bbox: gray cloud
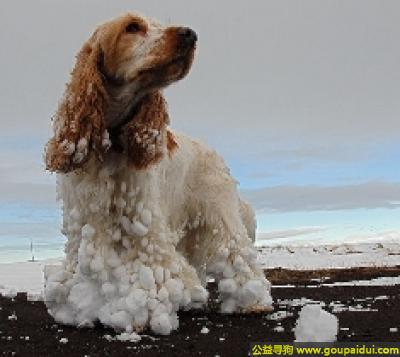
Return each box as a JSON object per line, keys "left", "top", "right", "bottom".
{"left": 1, "top": 0, "right": 399, "bottom": 212}
{"left": 241, "top": 181, "right": 400, "bottom": 212}
{"left": 4, "top": 176, "right": 400, "bottom": 215}
{"left": 0, "top": 182, "right": 56, "bottom": 206}
{"left": 257, "top": 146, "right": 371, "bottom": 163}
{"left": 343, "top": 230, "right": 400, "bottom": 243}
{"left": 0, "top": 141, "right": 56, "bottom": 205}
{"left": 0, "top": 0, "right": 399, "bottom": 152}
{"left": 257, "top": 226, "right": 326, "bottom": 241}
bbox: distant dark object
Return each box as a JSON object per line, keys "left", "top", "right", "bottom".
{"left": 28, "top": 238, "right": 35, "bottom": 262}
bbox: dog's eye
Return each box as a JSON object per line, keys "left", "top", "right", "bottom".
{"left": 126, "top": 22, "right": 141, "bottom": 33}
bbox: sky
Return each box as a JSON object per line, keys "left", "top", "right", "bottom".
{"left": 0, "top": 0, "right": 399, "bottom": 259}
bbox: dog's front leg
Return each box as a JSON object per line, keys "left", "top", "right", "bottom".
{"left": 186, "top": 152, "right": 274, "bottom": 314}
{"left": 205, "top": 218, "right": 273, "bottom": 314}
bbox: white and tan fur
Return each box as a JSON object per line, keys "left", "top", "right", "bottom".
{"left": 44, "top": 12, "right": 272, "bottom": 335}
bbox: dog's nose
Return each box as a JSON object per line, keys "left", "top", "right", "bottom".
{"left": 177, "top": 27, "right": 197, "bottom": 47}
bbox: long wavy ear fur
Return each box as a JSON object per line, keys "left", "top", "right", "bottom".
{"left": 121, "top": 92, "right": 173, "bottom": 170}
{"left": 45, "top": 33, "right": 110, "bottom": 173}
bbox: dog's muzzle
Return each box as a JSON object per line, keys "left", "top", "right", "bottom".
{"left": 177, "top": 27, "right": 197, "bottom": 50}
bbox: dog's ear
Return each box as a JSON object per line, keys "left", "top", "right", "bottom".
{"left": 122, "top": 92, "right": 172, "bottom": 169}
{"left": 45, "top": 32, "right": 110, "bottom": 173}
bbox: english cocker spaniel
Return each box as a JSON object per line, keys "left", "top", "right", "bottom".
{"left": 44, "top": 12, "right": 272, "bottom": 335}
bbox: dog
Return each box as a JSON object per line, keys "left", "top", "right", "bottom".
{"left": 44, "top": 12, "right": 272, "bottom": 335}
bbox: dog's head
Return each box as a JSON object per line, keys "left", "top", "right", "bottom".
{"left": 99, "top": 13, "right": 196, "bottom": 93}
{"left": 45, "top": 12, "right": 196, "bottom": 172}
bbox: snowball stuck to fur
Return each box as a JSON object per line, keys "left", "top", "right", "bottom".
{"left": 139, "top": 265, "right": 156, "bottom": 290}
{"left": 126, "top": 288, "right": 147, "bottom": 313}
{"left": 218, "top": 278, "right": 237, "bottom": 295}
{"left": 76, "top": 137, "right": 88, "bottom": 151}
{"left": 222, "top": 264, "right": 235, "bottom": 279}
{"left": 146, "top": 244, "right": 154, "bottom": 255}
{"left": 136, "top": 201, "right": 144, "bottom": 214}
{"left": 221, "top": 298, "right": 237, "bottom": 314}
{"left": 45, "top": 282, "right": 67, "bottom": 304}
{"left": 111, "top": 229, "right": 121, "bottom": 242}
{"left": 150, "top": 312, "right": 172, "bottom": 335}
{"left": 238, "top": 279, "right": 265, "bottom": 308}
{"left": 73, "top": 152, "right": 85, "bottom": 164}
{"left": 190, "top": 285, "right": 209, "bottom": 304}
{"left": 67, "top": 280, "right": 104, "bottom": 324}
{"left": 106, "top": 249, "right": 121, "bottom": 268}
{"left": 133, "top": 307, "right": 149, "bottom": 327}
{"left": 165, "top": 278, "right": 184, "bottom": 304}
{"left": 110, "top": 310, "right": 131, "bottom": 330}
{"left": 120, "top": 216, "right": 131, "bottom": 234}
{"left": 217, "top": 247, "right": 229, "bottom": 259}
{"left": 157, "top": 286, "right": 169, "bottom": 301}
{"left": 69, "top": 207, "right": 80, "bottom": 220}
{"left": 131, "top": 220, "right": 149, "bottom": 237}
{"left": 61, "top": 140, "right": 76, "bottom": 155}
{"left": 90, "top": 254, "right": 104, "bottom": 272}
{"left": 169, "top": 262, "right": 181, "bottom": 275}
{"left": 101, "top": 282, "right": 116, "bottom": 298}
{"left": 140, "top": 209, "right": 152, "bottom": 226}
{"left": 294, "top": 304, "right": 338, "bottom": 342}
{"left": 148, "top": 298, "right": 158, "bottom": 310}
{"left": 154, "top": 266, "right": 164, "bottom": 284}
{"left": 233, "top": 255, "right": 244, "bottom": 271}
{"left": 81, "top": 224, "right": 96, "bottom": 240}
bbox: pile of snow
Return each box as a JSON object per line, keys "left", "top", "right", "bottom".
{"left": 104, "top": 332, "right": 142, "bottom": 343}
{"left": 200, "top": 327, "right": 210, "bottom": 334}
{"left": 294, "top": 304, "right": 338, "bottom": 342}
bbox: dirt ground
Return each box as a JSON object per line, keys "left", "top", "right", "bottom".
{"left": 1, "top": 267, "right": 399, "bottom": 357}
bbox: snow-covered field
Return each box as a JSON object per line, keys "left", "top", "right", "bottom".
{"left": 0, "top": 241, "right": 399, "bottom": 299}
{"left": 0, "top": 258, "right": 61, "bottom": 299}
{"left": 258, "top": 242, "right": 400, "bottom": 270}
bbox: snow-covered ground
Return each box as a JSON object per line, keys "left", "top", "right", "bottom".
{"left": 0, "top": 258, "right": 61, "bottom": 299}
{"left": 0, "top": 241, "right": 399, "bottom": 298}
{"left": 258, "top": 242, "right": 400, "bottom": 270}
